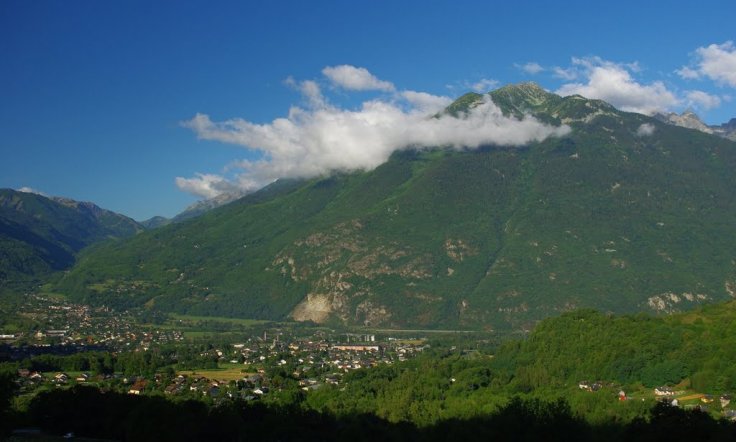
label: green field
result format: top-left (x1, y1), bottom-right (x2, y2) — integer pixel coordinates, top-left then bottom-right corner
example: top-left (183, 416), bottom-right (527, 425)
top-left (178, 363), bottom-right (252, 382)
top-left (169, 314), bottom-right (272, 326)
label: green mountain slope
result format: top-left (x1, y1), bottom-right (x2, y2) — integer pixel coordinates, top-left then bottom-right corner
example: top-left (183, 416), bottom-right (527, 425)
top-left (0, 189), bottom-right (143, 285)
top-left (490, 300), bottom-right (736, 392)
top-left (55, 84), bottom-right (736, 329)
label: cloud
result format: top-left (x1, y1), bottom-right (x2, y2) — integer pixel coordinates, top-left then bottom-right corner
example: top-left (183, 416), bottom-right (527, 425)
top-left (676, 66), bottom-right (700, 80)
top-left (469, 78), bottom-right (499, 92)
top-left (517, 62), bottom-right (544, 75)
top-left (322, 65), bottom-right (395, 92)
top-left (685, 90), bottom-right (721, 110)
top-left (181, 68), bottom-right (570, 198)
top-left (175, 173), bottom-right (245, 199)
top-left (677, 41), bottom-right (736, 87)
top-left (17, 186), bottom-right (47, 196)
top-left (636, 123), bottom-right (656, 137)
top-left (556, 57), bottom-right (679, 114)
top-left (552, 66), bottom-right (578, 81)
top-left (400, 90), bottom-right (453, 112)
top-left (285, 77), bottom-right (326, 108)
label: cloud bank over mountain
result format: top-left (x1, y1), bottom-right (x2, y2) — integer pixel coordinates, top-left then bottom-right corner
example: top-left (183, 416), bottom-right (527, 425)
top-left (178, 43), bottom-right (736, 200)
top-left (179, 66), bottom-right (569, 199)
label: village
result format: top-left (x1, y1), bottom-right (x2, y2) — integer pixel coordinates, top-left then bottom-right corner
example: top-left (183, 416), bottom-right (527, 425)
top-left (10, 332), bottom-right (430, 403)
top-left (3, 293), bottom-right (434, 404)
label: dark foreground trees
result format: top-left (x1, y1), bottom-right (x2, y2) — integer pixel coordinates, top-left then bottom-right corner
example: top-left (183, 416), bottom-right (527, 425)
top-left (4, 386), bottom-right (734, 442)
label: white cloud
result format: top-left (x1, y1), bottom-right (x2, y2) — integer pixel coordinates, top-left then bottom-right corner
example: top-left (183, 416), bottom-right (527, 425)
top-left (175, 173), bottom-right (244, 199)
top-left (285, 77), bottom-right (326, 108)
top-left (322, 65), bottom-right (395, 92)
top-left (400, 90), bottom-right (453, 113)
top-left (181, 68), bottom-right (570, 198)
top-left (636, 123), bottom-right (656, 137)
top-left (17, 186), bottom-right (47, 196)
top-left (676, 66), bottom-right (700, 80)
top-left (469, 78), bottom-right (499, 92)
top-left (518, 62), bottom-right (544, 75)
top-left (677, 41), bottom-right (736, 87)
top-left (552, 66), bottom-right (578, 81)
top-left (556, 57), bottom-right (679, 114)
top-left (685, 90), bottom-right (721, 110)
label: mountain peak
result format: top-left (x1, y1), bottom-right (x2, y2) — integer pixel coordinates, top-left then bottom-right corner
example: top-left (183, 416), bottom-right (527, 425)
top-left (682, 107), bottom-right (699, 117)
top-left (443, 81), bottom-right (622, 126)
top-left (497, 81), bottom-right (546, 94)
top-left (492, 82), bottom-right (554, 106)
top-left (654, 110), bottom-right (712, 134)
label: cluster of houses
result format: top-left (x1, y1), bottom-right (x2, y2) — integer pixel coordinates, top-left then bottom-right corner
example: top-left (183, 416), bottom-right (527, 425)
top-left (14, 369), bottom-right (106, 392)
top-left (11, 332), bottom-right (431, 405)
top-left (578, 379), bottom-right (736, 420)
top-left (6, 294), bottom-right (444, 407)
top-left (3, 293), bottom-right (184, 349)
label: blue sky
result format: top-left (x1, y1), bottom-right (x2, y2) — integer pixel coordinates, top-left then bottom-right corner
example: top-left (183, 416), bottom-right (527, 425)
top-left (2, 0), bottom-right (735, 220)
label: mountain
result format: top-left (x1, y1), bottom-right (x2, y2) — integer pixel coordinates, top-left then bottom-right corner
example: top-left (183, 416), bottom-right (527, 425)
top-left (655, 111), bottom-right (736, 141)
top-left (54, 83), bottom-right (736, 330)
top-left (139, 190), bottom-right (251, 229)
top-left (0, 189), bottom-right (143, 285)
top-left (714, 118), bottom-right (736, 141)
top-left (172, 190), bottom-right (251, 223)
top-left (140, 216), bottom-right (170, 229)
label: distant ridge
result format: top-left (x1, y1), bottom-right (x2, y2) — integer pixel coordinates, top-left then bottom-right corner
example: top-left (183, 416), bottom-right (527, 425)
top-left (0, 188), bottom-right (143, 284)
top-left (139, 190), bottom-right (252, 229)
top-left (654, 110), bottom-right (736, 141)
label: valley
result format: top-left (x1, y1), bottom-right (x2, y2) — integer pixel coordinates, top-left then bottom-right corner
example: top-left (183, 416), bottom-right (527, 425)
top-left (3, 84), bottom-right (736, 441)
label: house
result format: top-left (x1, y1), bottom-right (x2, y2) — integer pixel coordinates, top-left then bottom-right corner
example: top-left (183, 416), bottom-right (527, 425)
top-left (253, 387), bottom-right (269, 395)
top-left (128, 379), bottom-right (148, 395)
top-left (701, 394), bottom-right (714, 404)
top-left (720, 394), bottom-right (731, 408)
top-left (324, 375), bottom-right (339, 385)
top-left (75, 373), bottom-right (90, 382)
top-left (332, 344), bottom-right (381, 352)
top-left (654, 386), bottom-right (675, 396)
top-left (578, 381), bottom-right (601, 392)
top-left (53, 373), bottom-right (69, 384)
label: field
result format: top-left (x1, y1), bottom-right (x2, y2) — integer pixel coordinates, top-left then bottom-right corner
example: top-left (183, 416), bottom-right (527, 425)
top-left (177, 363), bottom-right (252, 382)
top-left (169, 314), bottom-right (272, 326)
